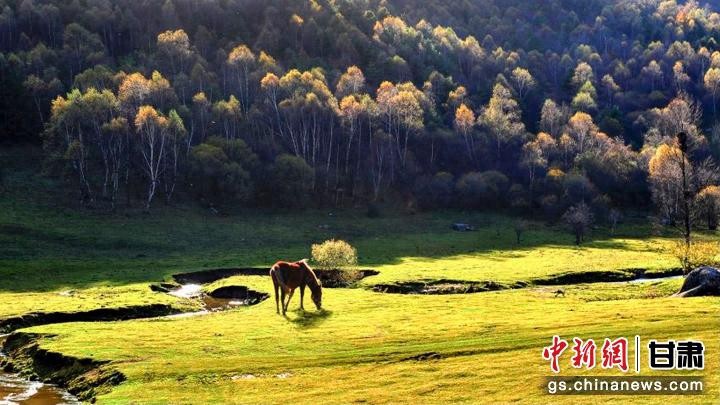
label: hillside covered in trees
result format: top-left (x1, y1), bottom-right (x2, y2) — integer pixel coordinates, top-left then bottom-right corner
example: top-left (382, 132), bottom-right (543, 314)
top-left (2, 0), bottom-right (720, 220)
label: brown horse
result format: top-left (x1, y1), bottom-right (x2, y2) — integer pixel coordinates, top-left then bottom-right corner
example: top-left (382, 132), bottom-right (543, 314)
top-left (270, 259), bottom-right (322, 315)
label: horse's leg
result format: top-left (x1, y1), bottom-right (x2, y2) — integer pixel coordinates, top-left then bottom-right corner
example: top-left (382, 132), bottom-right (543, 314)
top-left (280, 288), bottom-right (287, 315)
top-left (274, 280), bottom-right (280, 314)
top-left (284, 289), bottom-right (295, 313)
top-left (299, 284), bottom-right (306, 311)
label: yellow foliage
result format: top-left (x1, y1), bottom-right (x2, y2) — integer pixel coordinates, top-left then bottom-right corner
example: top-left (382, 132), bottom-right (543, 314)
top-left (672, 240), bottom-right (720, 273)
top-left (546, 167), bottom-right (565, 179)
top-left (156, 29), bottom-right (190, 53)
top-left (290, 14), bottom-right (304, 26)
top-left (339, 95), bottom-right (362, 121)
top-left (311, 239), bottom-right (358, 269)
top-left (648, 143), bottom-right (684, 176)
top-left (135, 105), bottom-right (167, 130)
top-left (454, 104), bottom-right (475, 134)
top-left (227, 44), bottom-right (255, 66)
top-left (260, 73), bottom-right (279, 90)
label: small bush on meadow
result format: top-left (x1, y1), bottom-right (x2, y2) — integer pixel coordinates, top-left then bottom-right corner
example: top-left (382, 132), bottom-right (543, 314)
top-left (311, 239), bottom-right (358, 269)
top-left (672, 240), bottom-right (720, 273)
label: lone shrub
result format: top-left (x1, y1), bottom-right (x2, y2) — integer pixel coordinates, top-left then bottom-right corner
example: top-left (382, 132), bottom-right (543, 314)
top-left (311, 239), bottom-right (358, 269)
top-left (672, 240), bottom-right (720, 274)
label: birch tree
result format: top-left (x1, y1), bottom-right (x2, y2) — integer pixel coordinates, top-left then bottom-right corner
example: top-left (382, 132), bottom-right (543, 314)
top-left (135, 105), bottom-right (169, 210)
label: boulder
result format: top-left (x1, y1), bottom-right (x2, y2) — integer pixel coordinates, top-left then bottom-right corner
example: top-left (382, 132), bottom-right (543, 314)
top-left (208, 285), bottom-right (269, 302)
top-left (674, 266), bottom-right (720, 297)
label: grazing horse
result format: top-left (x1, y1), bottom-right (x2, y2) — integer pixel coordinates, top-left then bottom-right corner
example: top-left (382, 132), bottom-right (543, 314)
top-left (270, 259), bottom-right (323, 315)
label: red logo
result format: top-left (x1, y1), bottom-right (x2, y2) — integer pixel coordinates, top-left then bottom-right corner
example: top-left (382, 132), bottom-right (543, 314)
top-left (542, 335), bottom-right (569, 373)
top-left (571, 338), bottom-right (596, 369)
top-left (601, 337), bottom-right (628, 371)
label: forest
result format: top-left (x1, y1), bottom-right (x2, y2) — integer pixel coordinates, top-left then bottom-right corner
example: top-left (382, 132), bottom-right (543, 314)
top-left (1, 2), bottom-right (720, 404)
top-left (2, 0), bottom-right (720, 222)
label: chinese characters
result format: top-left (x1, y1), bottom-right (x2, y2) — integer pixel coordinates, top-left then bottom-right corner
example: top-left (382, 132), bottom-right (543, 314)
top-left (542, 336), bottom-right (704, 373)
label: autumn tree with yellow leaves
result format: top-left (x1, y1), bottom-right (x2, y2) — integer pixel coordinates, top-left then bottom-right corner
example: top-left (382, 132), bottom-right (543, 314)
top-left (648, 133), bottom-right (718, 271)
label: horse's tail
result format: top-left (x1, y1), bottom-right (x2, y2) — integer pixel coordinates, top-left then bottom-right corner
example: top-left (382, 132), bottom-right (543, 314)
top-left (270, 263), bottom-right (282, 314)
top-left (270, 262), bottom-right (285, 289)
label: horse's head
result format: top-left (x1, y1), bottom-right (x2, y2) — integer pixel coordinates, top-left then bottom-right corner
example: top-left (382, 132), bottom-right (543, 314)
top-left (299, 259), bottom-right (322, 310)
top-left (311, 283), bottom-right (322, 310)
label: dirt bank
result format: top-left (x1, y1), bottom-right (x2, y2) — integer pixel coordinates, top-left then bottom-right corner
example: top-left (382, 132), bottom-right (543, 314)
top-left (532, 268), bottom-right (682, 285)
top-left (1, 332), bottom-right (124, 402)
top-left (372, 268), bottom-right (684, 295)
top-left (372, 279), bottom-right (528, 294)
top-left (0, 304), bottom-right (180, 334)
top-left (172, 267), bottom-right (379, 287)
top-left (207, 285), bottom-right (270, 303)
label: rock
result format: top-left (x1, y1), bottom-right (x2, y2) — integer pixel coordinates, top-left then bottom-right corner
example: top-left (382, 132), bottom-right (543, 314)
top-left (208, 286), bottom-right (269, 302)
top-left (149, 284), bottom-right (169, 293)
top-left (674, 266), bottom-right (720, 297)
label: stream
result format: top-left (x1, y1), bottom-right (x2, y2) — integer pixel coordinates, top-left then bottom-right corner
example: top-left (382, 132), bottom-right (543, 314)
top-left (0, 268), bottom-right (364, 403)
top-left (627, 275), bottom-right (684, 283)
top-left (589, 274), bottom-right (684, 286)
top-left (0, 336), bottom-right (79, 405)
top-left (0, 373), bottom-right (79, 405)
top-left (164, 284), bottom-right (258, 319)
top-left (0, 283), bottom-right (256, 404)
top-left (0, 268), bottom-right (685, 403)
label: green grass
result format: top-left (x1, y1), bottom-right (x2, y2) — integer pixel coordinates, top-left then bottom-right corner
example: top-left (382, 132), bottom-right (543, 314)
top-left (26, 280), bottom-right (719, 404)
top-left (0, 197), bottom-right (683, 317)
top-left (1, 157), bottom-right (718, 403)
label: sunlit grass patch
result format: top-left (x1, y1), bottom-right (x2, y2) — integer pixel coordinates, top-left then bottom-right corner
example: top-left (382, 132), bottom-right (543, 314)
top-left (1, 192), bottom-right (717, 403)
top-left (25, 286), bottom-right (719, 404)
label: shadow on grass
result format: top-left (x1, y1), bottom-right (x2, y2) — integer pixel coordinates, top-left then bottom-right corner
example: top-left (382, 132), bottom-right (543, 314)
top-left (286, 309), bottom-right (332, 328)
top-left (0, 224), bottom-right (674, 293)
top-left (0, 162), bottom-right (676, 292)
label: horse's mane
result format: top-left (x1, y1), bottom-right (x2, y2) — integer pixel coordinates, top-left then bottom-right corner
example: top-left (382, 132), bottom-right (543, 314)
top-left (299, 259), bottom-right (322, 290)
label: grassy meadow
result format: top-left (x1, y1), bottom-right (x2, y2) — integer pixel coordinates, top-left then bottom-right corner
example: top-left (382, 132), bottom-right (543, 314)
top-left (1, 156), bottom-right (718, 403)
